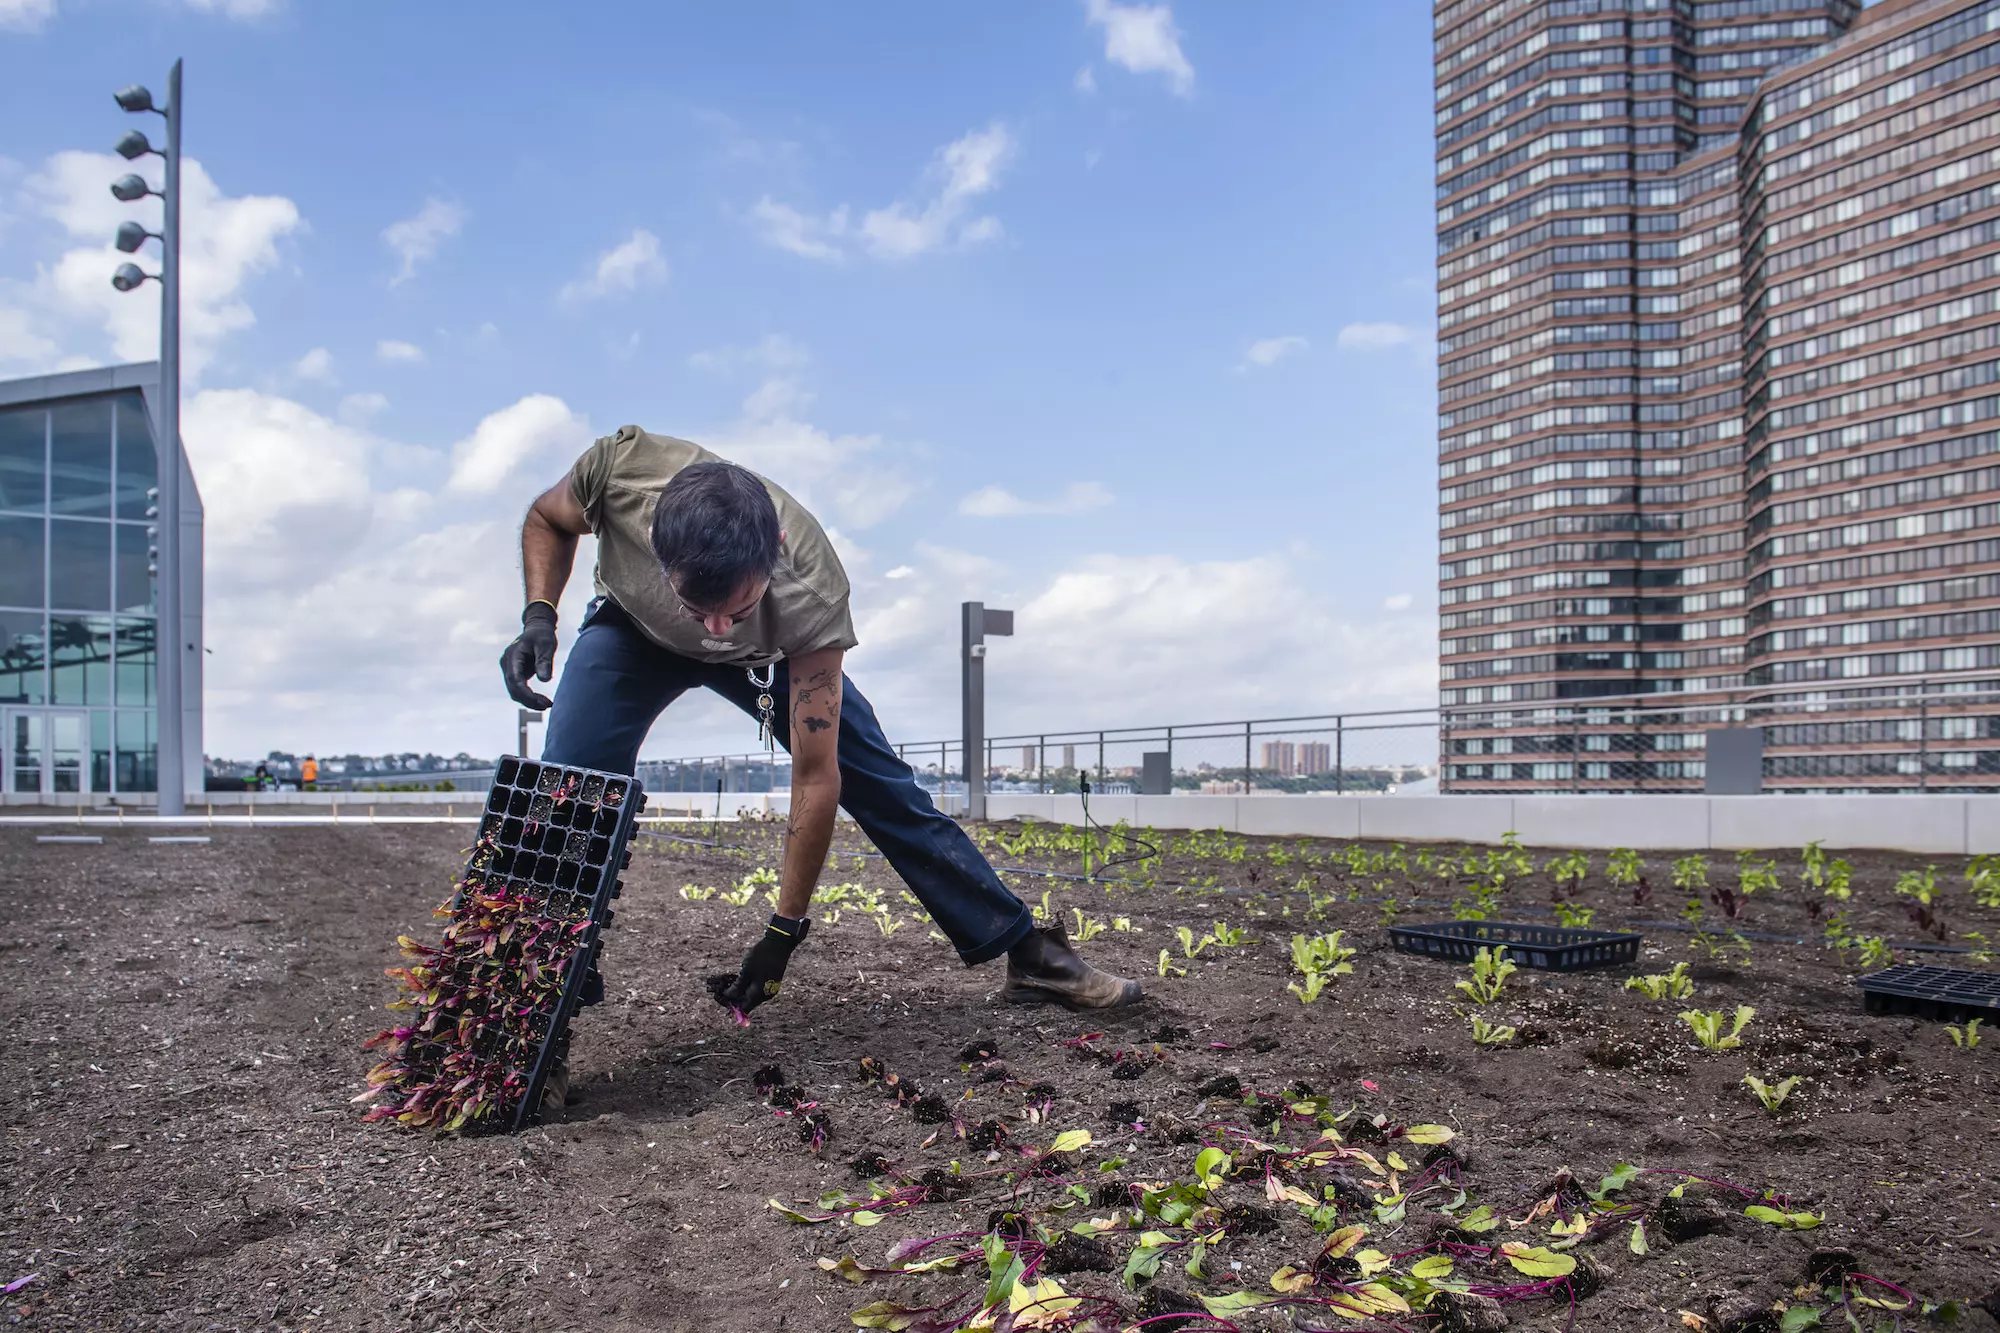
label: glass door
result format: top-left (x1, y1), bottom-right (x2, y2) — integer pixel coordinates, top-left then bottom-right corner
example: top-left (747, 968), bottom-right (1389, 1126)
top-left (6, 711), bottom-right (43, 793)
top-left (48, 710), bottom-right (87, 794)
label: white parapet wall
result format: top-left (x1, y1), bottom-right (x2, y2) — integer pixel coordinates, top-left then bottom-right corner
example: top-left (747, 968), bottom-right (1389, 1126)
top-left (982, 793), bottom-right (2000, 855)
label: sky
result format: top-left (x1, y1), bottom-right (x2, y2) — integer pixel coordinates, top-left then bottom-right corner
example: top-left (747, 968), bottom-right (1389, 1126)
top-left (0, 0), bottom-right (1440, 764)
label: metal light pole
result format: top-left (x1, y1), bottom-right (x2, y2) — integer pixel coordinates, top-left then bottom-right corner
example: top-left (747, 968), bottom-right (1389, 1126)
top-left (111, 61), bottom-right (185, 816)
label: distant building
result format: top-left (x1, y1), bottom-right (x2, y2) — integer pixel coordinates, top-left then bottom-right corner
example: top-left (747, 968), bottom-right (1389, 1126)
top-left (1061, 743), bottom-right (1075, 770)
top-left (1261, 740), bottom-right (1297, 776)
top-left (1297, 741), bottom-right (1332, 776)
top-left (1021, 745), bottom-right (1037, 772)
top-left (0, 363), bottom-right (201, 801)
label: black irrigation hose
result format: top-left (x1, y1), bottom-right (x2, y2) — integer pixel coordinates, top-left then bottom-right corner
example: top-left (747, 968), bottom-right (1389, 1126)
top-left (636, 828), bottom-right (1983, 957)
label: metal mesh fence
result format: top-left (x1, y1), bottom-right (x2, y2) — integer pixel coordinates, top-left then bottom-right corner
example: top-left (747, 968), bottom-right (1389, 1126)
top-left (642, 677), bottom-right (2000, 797)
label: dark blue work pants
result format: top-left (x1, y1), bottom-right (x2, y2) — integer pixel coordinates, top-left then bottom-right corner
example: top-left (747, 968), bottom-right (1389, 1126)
top-left (541, 598), bottom-right (1033, 967)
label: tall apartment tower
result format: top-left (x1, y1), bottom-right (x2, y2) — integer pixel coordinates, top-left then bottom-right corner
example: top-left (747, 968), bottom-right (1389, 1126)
top-left (1436, 0), bottom-right (2000, 790)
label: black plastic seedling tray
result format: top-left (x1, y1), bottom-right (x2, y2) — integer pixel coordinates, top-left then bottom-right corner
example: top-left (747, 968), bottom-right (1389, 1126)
top-left (399, 756), bottom-right (645, 1133)
top-left (1388, 920), bottom-right (1642, 972)
top-left (1856, 963), bottom-right (2000, 1024)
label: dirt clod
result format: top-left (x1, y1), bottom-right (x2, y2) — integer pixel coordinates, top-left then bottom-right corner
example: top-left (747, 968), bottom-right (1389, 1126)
top-left (1044, 1231), bottom-right (1118, 1275)
top-left (1437, 1290), bottom-right (1511, 1331)
top-left (1194, 1073), bottom-right (1241, 1100)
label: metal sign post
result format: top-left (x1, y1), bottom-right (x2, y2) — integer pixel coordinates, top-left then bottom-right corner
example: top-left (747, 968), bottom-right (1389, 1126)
top-left (960, 601), bottom-right (1013, 820)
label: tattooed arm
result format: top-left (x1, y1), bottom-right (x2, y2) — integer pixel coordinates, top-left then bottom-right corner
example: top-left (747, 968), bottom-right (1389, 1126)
top-left (775, 646), bottom-right (844, 920)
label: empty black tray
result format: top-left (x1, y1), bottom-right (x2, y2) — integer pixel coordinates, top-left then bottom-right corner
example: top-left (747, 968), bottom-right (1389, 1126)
top-left (1388, 920), bottom-right (1642, 972)
top-left (1856, 963), bottom-right (2000, 1023)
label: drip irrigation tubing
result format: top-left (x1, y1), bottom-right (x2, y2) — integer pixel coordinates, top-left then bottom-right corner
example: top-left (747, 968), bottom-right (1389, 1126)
top-left (637, 827), bottom-right (1983, 957)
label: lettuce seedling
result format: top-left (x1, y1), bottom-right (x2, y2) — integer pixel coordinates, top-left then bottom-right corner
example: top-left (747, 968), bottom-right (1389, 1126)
top-left (1068, 908), bottom-right (1107, 943)
top-left (1679, 1005), bottom-right (1754, 1051)
top-left (1823, 858), bottom-right (1853, 901)
top-left (1969, 854), bottom-right (2000, 909)
top-left (1547, 851), bottom-right (1589, 892)
top-left (1743, 1073), bottom-right (1799, 1114)
top-left (1607, 847), bottom-right (1645, 904)
top-left (1470, 1016), bottom-right (1516, 1046)
top-left (1624, 963), bottom-right (1694, 1001)
top-left (1553, 900), bottom-right (1596, 928)
top-left (1855, 936), bottom-right (1894, 970)
top-left (1456, 946), bottom-right (1516, 1005)
top-left (1671, 856), bottom-right (1708, 894)
top-left (1288, 931), bottom-right (1357, 1005)
top-left (1736, 850), bottom-right (1780, 897)
top-left (1156, 949), bottom-right (1186, 978)
top-left (1945, 1018), bottom-right (1982, 1049)
top-left (1801, 840), bottom-right (1825, 893)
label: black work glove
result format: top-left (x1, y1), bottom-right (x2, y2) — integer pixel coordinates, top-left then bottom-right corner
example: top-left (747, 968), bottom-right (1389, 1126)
top-left (501, 602), bottom-right (559, 709)
top-left (706, 914), bottom-right (811, 1020)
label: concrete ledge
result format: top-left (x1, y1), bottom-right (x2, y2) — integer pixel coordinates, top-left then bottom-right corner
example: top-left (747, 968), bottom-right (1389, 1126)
top-left (983, 792), bottom-right (2000, 854)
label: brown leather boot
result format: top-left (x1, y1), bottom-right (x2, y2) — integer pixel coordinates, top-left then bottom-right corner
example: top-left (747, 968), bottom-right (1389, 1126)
top-left (1002, 919), bottom-right (1143, 1010)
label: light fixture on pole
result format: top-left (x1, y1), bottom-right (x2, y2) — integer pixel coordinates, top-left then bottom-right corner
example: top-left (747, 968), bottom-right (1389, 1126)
top-left (109, 61), bottom-right (187, 818)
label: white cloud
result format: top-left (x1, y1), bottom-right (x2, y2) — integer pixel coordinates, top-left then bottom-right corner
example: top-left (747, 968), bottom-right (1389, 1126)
top-left (1085, 0), bottom-right (1195, 97)
top-left (1336, 322), bottom-right (1416, 351)
top-left (0, 0), bottom-right (54, 31)
top-left (1239, 334), bottom-right (1307, 370)
top-left (183, 0), bottom-right (279, 14)
top-left (841, 547), bottom-right (1435, 745)
top-left (381, 197), bottom-right (464, 286)
top-left (376, 338), bottom-right (424, 363)
top-left (559, 228), bottom-right (668, 303)
top-left (337, 391), bottom-right (387, 424)
top-left (689, 333), bottom-right (809, 377)
top-left (1384, 593), bottom-right (1413, 612)
top-left (709, 376), bottom-right (915, 530)
top-left (3, 150), bottom-right (300, 383)
top-left (751, 123), bottom-right (1015, 263)
top-left (446, 394), bottom-right (592, 495)
top-left (1074, 65), bottom-right (1097, 93)
top-left (180, 387), bottom-right (606, 759)
top-left (959, 481), bottom-right (1114, 517)
top-left (292, 346), bottom-right (334, 382)
top-left (885, 565), bottom-right (915, 580)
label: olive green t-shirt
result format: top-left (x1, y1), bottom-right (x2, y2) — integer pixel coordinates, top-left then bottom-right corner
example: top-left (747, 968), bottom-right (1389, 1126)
top-left (567, 426), bottom-right (858, 666)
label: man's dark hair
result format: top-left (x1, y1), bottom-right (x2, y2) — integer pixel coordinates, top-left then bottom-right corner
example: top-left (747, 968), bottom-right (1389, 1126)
top-left (650, 461), bottom-right (782, 607)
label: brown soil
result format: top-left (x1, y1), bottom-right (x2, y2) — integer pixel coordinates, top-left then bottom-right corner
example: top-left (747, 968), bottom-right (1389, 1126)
top-left (2, 820), bottom-right (1997, 1332)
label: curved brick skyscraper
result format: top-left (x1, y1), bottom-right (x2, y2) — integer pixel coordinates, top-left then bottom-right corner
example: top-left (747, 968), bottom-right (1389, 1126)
top-left (1436, 0), bottom-right (2000, 791)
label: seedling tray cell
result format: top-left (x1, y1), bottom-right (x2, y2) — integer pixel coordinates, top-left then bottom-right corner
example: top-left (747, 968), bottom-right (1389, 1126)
top-left (1856, 963), bottom-right (2000, 1023)
top-left (368, 755), bottom-right (645, 1134)
top-left (1387, 920), bottom-right (1642, 972)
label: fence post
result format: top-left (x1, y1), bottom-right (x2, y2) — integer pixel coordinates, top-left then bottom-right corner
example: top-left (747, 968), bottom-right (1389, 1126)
top-left (1439, 707), bottom-right (1450, 794)
top-left (1919, 682), bottom-right (1930, 791)
top-left (1572, 711), bottom-right (1582, 792)
top-left (1244, 721), bottom-right (1253, 794)
top-left (1039, 734), bottom-right (1047, 794)
top-left (1165, 726), bottom-right (1174, 789)
top-left (1335, 716), bottom-right (1344, 795)
top-left (1097, 731), bottom-right (1105, 787)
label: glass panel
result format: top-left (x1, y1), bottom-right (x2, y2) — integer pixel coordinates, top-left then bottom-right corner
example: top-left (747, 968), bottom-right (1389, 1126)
top-left (49, 711), bottom-right (84, 793)
top-left (116, 709), bottom-right (155, 792)
top-left (10, 713), bottom-right (43, 793)
top-left (48, 615), bottom-right (111, 705)
top-left (50, 400), bottom-right (112, 518)
top-left (0, 612), bottom-right (45, 704)
top-left (92, 709), bottom-right (111, 793)
top-left (114, 395), bottom-right (157, 521)
top-left (0, 408), bottom-right (45, 514)
top-left (0, 515), bottom-right (43, 607)
top-left (114, 523), bottom-right (154, 613)
top-left (48, 519), bottom-right (110, 611)
top-left (114, 617), bottom-right (155, 707)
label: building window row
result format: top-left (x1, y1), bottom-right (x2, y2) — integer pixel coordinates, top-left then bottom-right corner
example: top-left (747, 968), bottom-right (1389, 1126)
top-left (1757, 571), bottom-right (2000, 622)
top-left (1439, 98), bottom-right (1636, 174)
top-left (1439, 214), bottom-right (1639, 284)
top-left (1758, 102), bottom-right (2000, 218)
top-left (1441, 181), bottom-right (1639, 256)
top-left (1440, 151), bottom-right (1639, 227)
top-left (1751, 604), bottom-right (2000, 655)
top-left (1762, 317), bottom-right (2000, 406)
top-left (1764, 66), bottom-right (2000, 194)
top-left (1753, 462), bottom-right (2000, 535)
top-left (1750, 642), bottom-right (2000, 685)
top-left (1753, 533), bottom-right (2000, 594)
top-left (1756, 255), bottom-right (2000, 375)
top-left (1753, 210), bottom-right (1999, 326)
top-left (1443, 511), bottom-right (1657, 558)
top-left (1436, 29), bottom-right (1634, 107)
top-left (1752, 496), bottom-right (2000, 562)
top-left (1440, 125), bottom-right (1635, 201)
top-left (1440, 372), bottom-right (1640, 428)
top-left (1754, 0), bottom-right (2000, 125)
top-left (1753, 156), bottom-right (1999, 264)
top-left (1756, 423), bottom-right (2000, 501)
top-left (1758, 32), bottom-right (2000, 163)
top-left (1758, 352), bottom-right (2000, 435)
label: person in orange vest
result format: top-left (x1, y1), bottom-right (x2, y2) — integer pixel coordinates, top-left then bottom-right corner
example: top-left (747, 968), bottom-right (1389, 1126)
top-left (301, 755), bottom-right (319, 789)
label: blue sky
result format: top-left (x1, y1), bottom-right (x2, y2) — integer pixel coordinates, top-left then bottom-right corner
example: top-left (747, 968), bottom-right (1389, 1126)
top-left (0, 0), bottom-right (1439, 763)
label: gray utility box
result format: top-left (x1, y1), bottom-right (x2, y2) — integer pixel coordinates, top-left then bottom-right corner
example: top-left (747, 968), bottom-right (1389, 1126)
top-left (1704, 727), bottom-right (1764, 795)
top-left (1140, 752), bottom-right (1172, 796)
